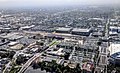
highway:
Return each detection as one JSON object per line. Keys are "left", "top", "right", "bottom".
{"left": 18, "top": 40, "right": 57, "bottom": 73}
{"left": 3, "top": 41, "right": 37, "bottom": 73}
{"left": 94, "top": 46, "right": 108, "bottom": 73}
{"left": 3, "top": 9, "right": 78, "bottom": 73}
{"left": 2, "top": 62, "right": 12, "bottom": 73}
{"left": 18, "top": 53, "right": 43, "bottom": 73}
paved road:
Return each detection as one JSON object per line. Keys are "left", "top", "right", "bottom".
{"left": 3, "top": 41, "right": 37, "bottom": 73}
{"left": 69, "top": 45, "right": 76, "bottom": 60}
{"left": 18, "top": 40, "right": 57, "bottom": 73}
{"left": 25, "top": 67, "right": 46, "bottom": 73}
{"left": 18, "top": 53, "right": 43, "bottom": 73}
{"left": 95, "top": 46, "right": 108, "bottom": 73}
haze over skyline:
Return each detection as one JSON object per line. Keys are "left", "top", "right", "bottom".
{"left": 0, "top": 0, "right": 120, "bottom": 8}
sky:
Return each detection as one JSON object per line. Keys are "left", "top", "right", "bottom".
{"left": 0, "top": 0, "right": 120, "bottom": 8}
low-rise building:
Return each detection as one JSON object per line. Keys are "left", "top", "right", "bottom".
{"left": 10, "top": 44, "right": 24, "bottom": 50}
{"left": 108, "top": 43, "right": 120, "bottom": 55}
{"left": 82, "top": 62, "right": 94, "bottom": 73}
{"left": 72, "top": 28, "right": 91, "bottom": 36}
{"left": 8, "top": 42, "right": 18, "bottom": 46}
{"left": 56, "top": 27, "right": 72, "bottom": 33}
{"left": 0, "top": 33, "right": 23, "bottom": 41}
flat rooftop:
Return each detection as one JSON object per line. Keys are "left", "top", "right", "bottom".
{"left": 0, "top": 33, "right": 23, "bottom": 40}
{"left": 72, "top": 28, "right": 91, "bottom": 32}
{"left": 109, "top": 43, "right": 120, "bottom": 55}
{"left": 56, "top": 27, "right": 72, "bottom": 32}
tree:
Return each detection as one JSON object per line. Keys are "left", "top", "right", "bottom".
{"left": 116, "top": 67, "right": 120, "bottom": 73}
{"left": 40, "top": 61, "right": 46, "bottom": 71}
{"left": 97, "top": 41, "right": 102, "bottom": 46}
{"left": 76, "top": 63, "right": 81, "bottom": 73}
{"left": 55, "top": 67, "right": 61, "bottom": 73}
{"left": 1, "top": 38, "right": 5, "bottom": 42}
{"left": 32, "top": 62, "right": 40, "bottom": 69}
{"left": 107, "top": 63, "right": 117, "bottom": 73}
{"left": 63, "top": 69, "right": 68, "bottom": 73}
{"left": 16, "top": 55, "right": 27, "bottom": 65}
{"left": 33, "top": 36, "right": 36, "bottom": 39}
{"left": 64, "top": 65, "right": 70, "bottom": 73}
{"left": 8, "top": 51, "right": 15, "bottom": 59}
{"left": 0, "top": 52, "right": 8, "bottom": 58}
{"left": 64, "top": 53, "right": 70, "bottom": 60}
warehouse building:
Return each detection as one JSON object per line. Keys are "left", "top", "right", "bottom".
{"left": 71, "top": 28, "right": 91, "bottom": 36}
{"left": 55, "top": 27, "right": 72, "bottom": 33}
{"left": 108, "top": 43, "right": 120, "bottom": 66}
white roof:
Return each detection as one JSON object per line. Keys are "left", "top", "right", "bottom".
{"left": 88, "top": 18, "right": 104, "bottom": 21}
{"left": 109, "top": 31, "right": 118, "bottom": 35}
{"left": 8, "top": 42, "right": 18, "bottom": 46}
{"left": 92, "top": 18, "right": 104, "bottom": 21}
{"left": 116, "top": 54, "right": 120, "bottom": 58}
{"left": 57, "top": 48, "right": 63, "bottom": 52}
{"left": 109, "top": 43, "right": 120, "bottom": 55}
{"left": 72, "top": 28, "right": 90, "bottom": 32}
{"left": 47, "top": 48, "right": 64, "bottom": 56}
{"left": 0, "top": 33, "right": 23, "bottom": 40}
{"left": 110, "top": 19, "right": 116, "bottom": 21}
{"left": 21, "top": 25, "right": 35, "bottom": 29}
{"left": 56, "top": 27, "right": 72, "bottom": 31}
{"left": 31, "top": 48, "right": 38, "bottom": 52}
{"left": 97, "top": 25, "right": 104, "bottom": 28}
{"left": 110, "top": 26, "right": 118, "bottom": 29}
{"left": 117, "top": 27, "right": 120, "bottom": 29}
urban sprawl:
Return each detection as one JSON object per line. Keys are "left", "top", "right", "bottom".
{"left": 0, "top": 6, "right": 120, "bottom": 73}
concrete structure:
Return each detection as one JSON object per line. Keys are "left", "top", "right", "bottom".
{"left": 8, "top": 42, "right": 18, "bottom": 46}
{"left": 72, "top": 28, "right": 91, "bottom": 36}
{"left": 109, "top": 26, "right": 120, "bottom": 33}
{"left": 10, "top": 44, "right": 24, "bottom": 50}
{"left": 109, "top": 52, "right": 120, "bottom": 66}
{"left": 92, "top": 32, "right": 103, "bottom": 37}
{"left": 108, "top": 43, "right": 120, "bottom": 66}
{"left": 20, "top": 25, "right": 35, "bottom": 30}
{"left": 0, "top": 33, "right": 23, "bottom": 40}
{"left": 108, "top": 43, "right": 120, "bottom": 55}
{"left": 82, "top": 62, "right": 94, "bottom": 73}
{"left": 110, "top": 26, "right": 118, "bottom": 32}
{"left": 56, "top": 27, "right": 72, "bottom": 33}
{"left": 47, "top": 48, "right": 64, "bottom": 56}
{"left": 109, "top": 31, "right": 118, "bottom": 36}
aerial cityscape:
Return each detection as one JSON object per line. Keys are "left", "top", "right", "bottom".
{"left": 0, "top": 0, "right": 120, "bottom": 73}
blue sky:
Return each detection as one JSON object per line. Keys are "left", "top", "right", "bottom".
{"left": 0, "top": 0, "right": 119, "bottom": 7}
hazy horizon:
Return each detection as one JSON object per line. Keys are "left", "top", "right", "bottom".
{"left": 0, "top": 0, "right": 120, "bottom": 8}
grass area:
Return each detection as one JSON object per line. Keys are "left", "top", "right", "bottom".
{"left": 9, "top": 64, "right": 21, "bottom": 73}
{"left": 10, "top": 67, "right": 20, "bottom": 73}
{"left": 49, "top": 40, "right": 59, "bottom": 46}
